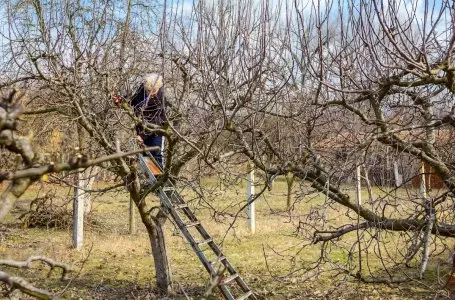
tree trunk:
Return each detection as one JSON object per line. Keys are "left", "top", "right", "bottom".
{"left": 77, "top": 124, "right": 94, "bottom": 214}
{"left": 393, "top": 161, "right": 402, "bottom": 187}
{"left": 285, "top": 172, "right": 295, "bottom": 210}
{"left": 73, "top": 171, "right": 84, "bottom": 250}
{"left": 78, "top": 167, "right": 97, "bottom": 214}
{"left": 130, "top": 182, "right": 173, "bottom": 294}
{"left": 147, "top": 215, "right": 172, "bottom": 293}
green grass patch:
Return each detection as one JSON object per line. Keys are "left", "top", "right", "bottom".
{"left": 0, "top": 179, "right": 452, "bottom": 299}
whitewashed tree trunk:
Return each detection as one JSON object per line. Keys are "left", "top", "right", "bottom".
{"left": 393, "top": 161, "right": 403, "bottom": 187}
{"left": 247, "top": 163, "right": 255, "bottom": 234}
{"left": 73, "top": 124, "right": 92, "bottom": 249}
{"left": 356, "top": 165, "right": 362, "bottom": 206}
{"left": 420, "top": 163, "right": 427, "bottom": 199}
{"left": 82, "top": 167, "right": 97, "bottom": 214}
{"left": 419, "top": 162, "right": 433, "bottom": 278}
{"left": 73, "top": 171, "right": 84, "bottom": 250}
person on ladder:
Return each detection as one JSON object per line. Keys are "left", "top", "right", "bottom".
{"left": 131, "top": 73, "right": 167, "bottom": 169}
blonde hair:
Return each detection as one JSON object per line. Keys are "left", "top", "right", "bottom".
{"left": 143, "top": 73, "right": 163, "bottom": 95}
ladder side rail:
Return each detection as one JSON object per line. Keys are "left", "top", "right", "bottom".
{"left": 164, "top": 190, "right": 251, "bottom": 294}
{"left": 163, "top": 188, "right": 187, "bottom": 206}
{"left": 136, "top": 156, "right": 252, "bottom": 299}
{"left": 163, "top": 190, "right": 249, "bottom": 278}
{"left": 220, "top": 286, "right": 236, "bottom": 300}
{"left": 166, "top": 191, "right": 203, "bottom": 221}
{"left": 166, "top": 192, "right": 216, "bottom": 242}
{"left": 207, "top": 243, "right": 251, "bottom": 294}
{"left": 166, "top": 194, "right": 216, "bottom": 246}
{"left": 159, "top": 191, "right": 238, "bottom": 300}
{"left": 204, "top": 238, "right": 251, "bottom": 293}
{"left": 158, "top": 191, "right": 217, "bottom": 275}
{"left": 138, "top": 155, "right": 158, "bottom": 184}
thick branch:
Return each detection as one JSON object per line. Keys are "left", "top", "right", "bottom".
{"left": 0, "top": 256, "right": 71, "bottom": 279}
{"left": 0, "top": 256, "right": 71, "bottom": 299}
{"left": 0, "top": 271, "right": 54, "bottom": 300}
{"left": 0, "top": 146, "right": 159, "bottom": 182}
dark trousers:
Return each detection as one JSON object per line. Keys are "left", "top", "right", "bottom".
{"left": 142, "top": 134, "right": 165, "bottom": 169}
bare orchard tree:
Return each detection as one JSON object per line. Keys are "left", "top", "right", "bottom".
{"left": 0, "top": 90, "right": 158, "bottom": 298}
{"left": 3, "top": 0, "right": 455, "bottom": 296}
{"left": 163, "top": 0, "right": 455, "bottom": 285}
{"left": 0, "top": 0, "right": 180, "bottom": 294}
{"left": 1, "top": 0, "right": 301, "bottom": 294}
{"left": 260, "top": 0, "right": 454, "bottom": 283}
{"left": 286, "top": 0, "right": 455, "bottom": 281}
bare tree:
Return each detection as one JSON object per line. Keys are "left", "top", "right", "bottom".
{"left": 163, "top": 0, "right": 455, "bottom": 284}
{"left": 2, "top": 0, "right": 455, "bottom": 296}
{"left": 0, "top": 0, "right": 173, "bottom": 294}
{"left": 0, "top": 89, "right": 160, "bottom": 298}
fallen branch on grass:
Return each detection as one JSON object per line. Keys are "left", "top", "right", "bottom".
{"left": 0, "top": 271, "right": 55, "bottom": 299}
{"left": 0, "top": 256, "right": 71, "bottom": 299}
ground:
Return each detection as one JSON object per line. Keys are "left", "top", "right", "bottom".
{"left": 0, "top": 178, "right": 453, "bottom": 299}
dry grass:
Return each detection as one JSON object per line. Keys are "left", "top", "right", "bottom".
{"left": 0, "top": 178, "right": 450, "bottom": 299}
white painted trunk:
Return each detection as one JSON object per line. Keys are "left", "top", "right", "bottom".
{"left": 73, "top": 171, "right": 84, "bottom": 250}
{"left": 420, "top": 163, "right": 427, "bottom": 199}
{"left": 356, "top": 165, "right": 362, "bottom": 206}
{"left": 82, "top": 167, "right": 97, "bottom": 214}
{"left": 247, "top": 164, "right": 255, "bottom": 234}
{"left": 393, "top": 161, "right": 402, "bottom": 187}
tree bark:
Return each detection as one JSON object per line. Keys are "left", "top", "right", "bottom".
{"left": 147, "top": 214, "right": 172, "bottom": 293}
{"left": 129, "top": 178, "right": 173, "bottom": 294}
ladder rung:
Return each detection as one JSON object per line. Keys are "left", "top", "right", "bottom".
{"left": 236, "top": 291, "right": 253, "bottom": 300}
{"left": 152, "top": 175, "right": 253, "bottom": 299}
{"left": 210, "top": 256, "right": 226, "bottom": 265}
{"left": 197, "top": 238, "right": 213, "bottom": 246}
{"left": 220, "top": 273, "right": 239, "bottom": 285}
{"left": 185, "top": 221, "right": 201, "bottom": 228}
{"left": 174, "top": 203, "right": 188, "bottom": 209}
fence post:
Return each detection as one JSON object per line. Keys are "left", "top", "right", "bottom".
{"left": 73, "top": 171, "right": 84, "bottom": 250}
{"left": 129, "top": 196, "right": 136, "bottom": 234}
{"left": 420, "top": 163, "right": 427, "bottom": 199}
{"left": 246, "top": 163, "right": 255, "bottom": 234}
{"left": 128, "top": 138, "right": 137, "bottom": 234}
{"left": 356, "top": 165, "right": 362, "bottom": 206}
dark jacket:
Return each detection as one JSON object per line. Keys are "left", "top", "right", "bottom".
{"left": 131, "top": 84, "right": 167, "bottom": 135}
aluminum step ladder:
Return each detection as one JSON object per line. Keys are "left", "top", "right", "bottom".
{"left": 137, "top": 153, "right": 254, "bottom": 300}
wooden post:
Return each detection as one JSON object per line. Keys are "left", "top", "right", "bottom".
{"left": 246, "top": 163, "right": 255, "bottom": 234}
{"left": 129, "top": 196, "right": 136, "bottom": 234}
{"left": 128, "top": 138, "right": 137, "bottom": 234}
{"left": 385, "top": 146, "right": 390, "bottom": 185}
{"left": 73, "top": 171, "right": 84, "bottom": 250}
{"left": 285, "top": 173, "right": 295, "bottom": 210}
{"left": 356, "top": 165, "right": 362, "bottom": 206}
